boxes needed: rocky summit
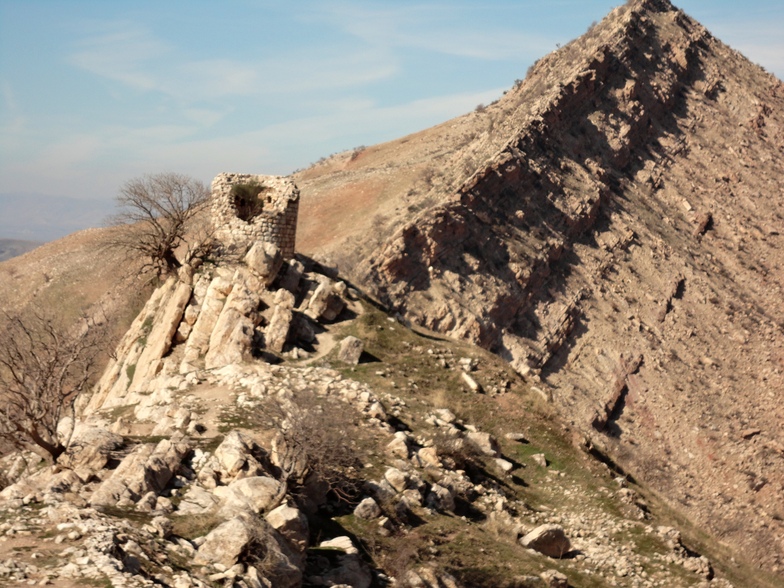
[1,0,783,587]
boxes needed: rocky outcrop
[90,436,189,508]
[0,332,745,587]
[204,279,259,370]
[215,476,280,516]
[266,504,309,551]
[193,515,255,567]
[57,425,124,481]
[88,274,194,410]
[89,253,353,413]
[362,0,708,362]
[3,1,780,585]
[520,524,571,558]
[245,241,284,286]
[338,335,364,365]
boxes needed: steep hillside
[1,0,782,584]
[296,0,784,573]
[3,291,775,587]
[0,227,151,350]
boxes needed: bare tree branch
[105,172,211,277]
[0,309,110,463]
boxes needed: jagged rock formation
[88,173,348,412]
[297,0,784,574]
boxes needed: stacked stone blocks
[210,173,299,260]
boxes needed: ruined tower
[210,173,299,259]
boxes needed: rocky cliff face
[309,0,784,573]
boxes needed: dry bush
[256,389,366,509]
[241,518,297,581]
[170,511,224,540]
[230,181,269,222]
[383,541,421,585]
[421,167,437,187]
[434,433,485,473]
[349,145,367,161]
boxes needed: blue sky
[1,0,782,206]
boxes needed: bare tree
[108,172,211,277]
[0,309,108,462]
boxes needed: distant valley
[0,239,42,262]
[0,192,116,243]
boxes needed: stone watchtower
[210,173,299,259]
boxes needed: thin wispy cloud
[2,0,781,209]
[708,24,784,77]
[35,135,103,169]
[0,80,25,135]
[68,24,169,92]
[67,21,400,105]
[255,87,506,145]
[312,1,552,60]
[400,29,554,60]
[5,84,503,199]
[182,107,230,127]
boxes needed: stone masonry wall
[211,173,299,259]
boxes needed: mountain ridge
[0,0,782,584]
[0,239,42,262]
[297,0,784,572]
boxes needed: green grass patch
[125,363,136,387]
[136,315,154,347]
[81,577,114,588]
[125,435,170,445]
[96,505,154,526]
[103,403,138,423]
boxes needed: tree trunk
[27,428,65,463]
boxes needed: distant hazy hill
[0,193,116,242]
[0,239,42,262]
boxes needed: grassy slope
[290,301,778,588]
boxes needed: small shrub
[421,167,436,187]
[350,145,367,161]
[254,389,366,507]
[136,316,154,347]
[434,433,484,473]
